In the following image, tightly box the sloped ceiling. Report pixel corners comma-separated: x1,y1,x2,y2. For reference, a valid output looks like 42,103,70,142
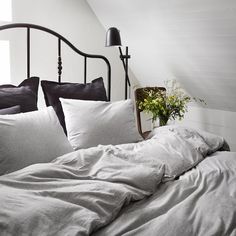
87,0,236,112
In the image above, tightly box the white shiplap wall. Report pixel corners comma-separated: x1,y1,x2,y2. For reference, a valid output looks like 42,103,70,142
87,0,236,151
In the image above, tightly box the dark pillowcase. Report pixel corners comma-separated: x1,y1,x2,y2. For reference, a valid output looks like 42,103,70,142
0,77,39,112
41,77,108,133
0,105,21,115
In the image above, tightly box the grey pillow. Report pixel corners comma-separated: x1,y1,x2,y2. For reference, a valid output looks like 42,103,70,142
0,105,21,115
0,77,39,112
41,77,107,133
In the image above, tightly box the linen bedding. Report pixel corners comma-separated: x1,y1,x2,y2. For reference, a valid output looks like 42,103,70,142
94,150,236,236
0,126,232,236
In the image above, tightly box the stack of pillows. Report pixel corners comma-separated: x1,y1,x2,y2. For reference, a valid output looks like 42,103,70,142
0,77,142,175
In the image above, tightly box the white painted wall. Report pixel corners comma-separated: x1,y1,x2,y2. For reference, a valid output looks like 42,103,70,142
87,0,236,151
0,0,136,106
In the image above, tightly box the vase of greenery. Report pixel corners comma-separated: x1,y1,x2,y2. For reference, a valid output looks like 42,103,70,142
137,80,205,128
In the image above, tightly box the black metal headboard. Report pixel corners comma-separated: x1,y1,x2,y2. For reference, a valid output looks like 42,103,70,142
0,23,111,100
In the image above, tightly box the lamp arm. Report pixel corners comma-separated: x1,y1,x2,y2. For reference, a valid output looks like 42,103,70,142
118,47,131,86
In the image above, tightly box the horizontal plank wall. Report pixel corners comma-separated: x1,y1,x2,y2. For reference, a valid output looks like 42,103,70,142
88,0,236,149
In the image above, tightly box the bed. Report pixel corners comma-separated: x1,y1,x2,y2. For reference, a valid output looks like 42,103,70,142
0,23,235,236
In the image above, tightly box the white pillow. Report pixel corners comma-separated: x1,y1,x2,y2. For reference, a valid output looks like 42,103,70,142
60,98,142,150
0,107,73,175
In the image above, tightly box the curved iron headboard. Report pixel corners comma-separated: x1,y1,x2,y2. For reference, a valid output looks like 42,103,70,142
0,23,111,100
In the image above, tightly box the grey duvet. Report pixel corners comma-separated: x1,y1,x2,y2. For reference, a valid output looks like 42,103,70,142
94,151,236,236
0,125,234,236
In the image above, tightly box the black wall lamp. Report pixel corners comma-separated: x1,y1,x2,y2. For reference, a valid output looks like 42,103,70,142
105,27,131,99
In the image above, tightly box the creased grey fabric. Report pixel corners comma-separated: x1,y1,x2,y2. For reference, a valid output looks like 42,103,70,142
116,125,228,181
0,145,164,236
0,126,229,235
94,152,236,236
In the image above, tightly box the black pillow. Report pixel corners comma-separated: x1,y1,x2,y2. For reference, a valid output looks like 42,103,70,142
41,77,108,133
0,105,21,115
0,77,39,112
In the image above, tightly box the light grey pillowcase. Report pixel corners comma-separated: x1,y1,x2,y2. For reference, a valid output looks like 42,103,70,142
0,107,73,175
0,105,21,115
60,98,142,150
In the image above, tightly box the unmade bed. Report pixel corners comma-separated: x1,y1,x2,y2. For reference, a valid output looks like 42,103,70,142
0,23,235,236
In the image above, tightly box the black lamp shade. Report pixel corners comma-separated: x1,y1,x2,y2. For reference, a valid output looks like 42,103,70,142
105,27,122,47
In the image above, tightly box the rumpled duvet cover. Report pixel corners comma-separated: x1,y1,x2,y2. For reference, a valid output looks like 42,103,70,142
94,151,236,236
0,125,232,236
